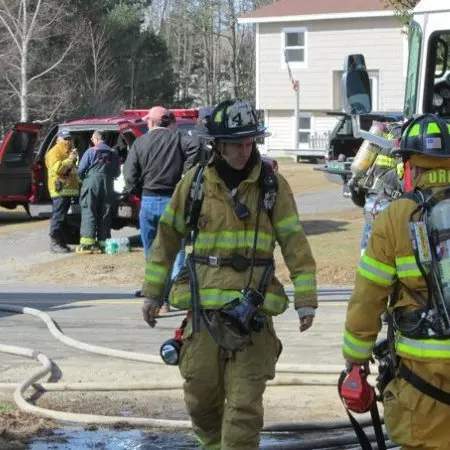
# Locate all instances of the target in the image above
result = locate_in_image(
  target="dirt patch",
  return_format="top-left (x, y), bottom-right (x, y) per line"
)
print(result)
top-left (0, 208), bottom-right (47, 236)
top-left (278, 161), bottom-right (339, 194)
top-left (18, 208), bottom-right (362, 287)
top-left (1, 382), bottom-right (346, 428)
top-left (0, 404), bottom-right (56, 449)
top-left (276, 209), bottom-right (363, 286)
top-left (34, 386), bottom-right (345, 422)
top-left (15, 161), bottom-right (356, 287)
top-left (0, 383), bottom-right (349, 448)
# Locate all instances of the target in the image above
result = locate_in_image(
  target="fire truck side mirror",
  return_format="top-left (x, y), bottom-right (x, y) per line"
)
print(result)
top-left (342, 54), bottom-right (372, 115)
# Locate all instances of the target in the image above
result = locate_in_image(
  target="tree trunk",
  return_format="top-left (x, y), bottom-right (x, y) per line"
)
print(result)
top-left (21, 37), bottom-right (28, 121)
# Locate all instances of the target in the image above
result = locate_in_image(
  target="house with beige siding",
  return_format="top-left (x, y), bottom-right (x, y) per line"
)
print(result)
top-left (239, 0), bottom-right (406, 160)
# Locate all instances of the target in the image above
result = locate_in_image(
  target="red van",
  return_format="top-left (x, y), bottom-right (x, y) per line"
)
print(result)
top-left (0, 110), bottom-right (277, 242)
top-left (0, 115), bottom-right (147, 242)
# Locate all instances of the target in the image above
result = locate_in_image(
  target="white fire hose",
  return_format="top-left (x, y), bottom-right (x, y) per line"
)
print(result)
top-left (0, 304), bottom-right (377, 431)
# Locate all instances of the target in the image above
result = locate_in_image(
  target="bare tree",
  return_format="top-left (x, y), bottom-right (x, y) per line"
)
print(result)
top-left (383, 0), bottom-right (419, 26)
top-left (0, 0), bottom-right (77, 121)
top-left (82, 22), bottom-right (118, 115)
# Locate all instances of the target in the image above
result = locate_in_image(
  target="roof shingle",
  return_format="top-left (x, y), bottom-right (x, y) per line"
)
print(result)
top-left (242, 0), bottom-right (390, 20)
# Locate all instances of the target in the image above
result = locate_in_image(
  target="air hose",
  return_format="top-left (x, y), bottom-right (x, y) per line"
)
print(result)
top-left (0, 304), bottom-right (386, 448)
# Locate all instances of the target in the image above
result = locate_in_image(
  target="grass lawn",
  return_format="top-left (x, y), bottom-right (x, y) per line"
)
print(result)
top-left (16, 161), bottom-right (362, 287)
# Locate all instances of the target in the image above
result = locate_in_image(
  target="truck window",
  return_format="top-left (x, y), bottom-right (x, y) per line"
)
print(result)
top-left (1, 131), bottom-right (37, 167)
top-left (426, 31), bottom-right (450, 116)
top-left (404, 21), bottom-right (422, 118)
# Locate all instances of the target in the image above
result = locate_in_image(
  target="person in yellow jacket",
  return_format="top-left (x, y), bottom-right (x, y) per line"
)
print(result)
top-left (45, 129), bottom-right (79, 253)
top-left (343, 113), bottom-right (450, 449)
top-left (141, 99), bottom-right (317, 450)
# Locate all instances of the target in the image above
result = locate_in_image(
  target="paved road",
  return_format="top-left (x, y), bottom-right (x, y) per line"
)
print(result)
top-left (295, 188), bottom-right (356, 215)
top-left (0, 285), bottom-right (352, 379)
top-left (0, 183), bottom-right (374, 449)
top-left (1, 285), bottom-right (387, 450)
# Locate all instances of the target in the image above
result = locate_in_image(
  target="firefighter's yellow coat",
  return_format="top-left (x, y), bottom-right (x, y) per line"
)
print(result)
top-left (143, 155), bottom-right (317, 450)
top-left (343, 168), bottom-right (450, 449)
top-left (142, 157), bottom-right (317, 314)
top-left (45, 140), bottom-right (79, 198)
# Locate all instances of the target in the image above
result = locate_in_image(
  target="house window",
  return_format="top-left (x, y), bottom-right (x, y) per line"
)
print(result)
top-left (369, 74), bottom-right (379, 111)
top-left (282, 28), bottom-right (307, 67)
top-left (298, 115), bottom-right (311, 147)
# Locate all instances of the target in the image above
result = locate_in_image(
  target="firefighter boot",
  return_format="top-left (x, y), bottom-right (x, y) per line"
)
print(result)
top-left (50, 238), bottom-right (70, 254)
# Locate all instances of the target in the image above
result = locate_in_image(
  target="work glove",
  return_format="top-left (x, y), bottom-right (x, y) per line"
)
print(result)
top-left (297, 307), bottom-right (315, 332)
top-left (142, 298), bottom-right (163, 328)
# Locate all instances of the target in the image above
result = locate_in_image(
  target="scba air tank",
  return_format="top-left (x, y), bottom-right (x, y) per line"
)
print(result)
top-left (429, 199), bottom-right (450, 308)
top-left (351, 122), bottom-right (387, 178)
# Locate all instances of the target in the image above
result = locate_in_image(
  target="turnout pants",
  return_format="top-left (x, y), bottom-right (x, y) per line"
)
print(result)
top-left (383, 358), bottom-right (450, 450)
top-left (179, 317), bottom-right (281, 450)
top-left (79, 175), bottom-right (115, 246)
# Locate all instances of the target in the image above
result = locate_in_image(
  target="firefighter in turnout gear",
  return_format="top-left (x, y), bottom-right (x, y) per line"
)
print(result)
top-left (350, 120), bottom-right (404, 253)
top-left (76, 130), bottom-right (120, 253)
top-left (343, 114), bottom-right (450, 449)
top-left (141, 99), bottom-right (317, 450)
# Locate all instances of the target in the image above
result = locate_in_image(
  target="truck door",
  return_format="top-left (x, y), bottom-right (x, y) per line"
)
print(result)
top-left (0, 122), bottom-right (41, 201)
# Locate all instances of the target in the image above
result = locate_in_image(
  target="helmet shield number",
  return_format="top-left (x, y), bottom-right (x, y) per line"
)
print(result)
top-left (227, 101), bottom-right (256, 129)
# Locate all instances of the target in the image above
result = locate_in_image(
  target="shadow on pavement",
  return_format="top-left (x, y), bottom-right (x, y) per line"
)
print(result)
top-left (0, 291), bottom-right (136, 319)
top-left (302, 219), bottom-right (349, 235)
top-left (0, 208), bottom-right (34, 226)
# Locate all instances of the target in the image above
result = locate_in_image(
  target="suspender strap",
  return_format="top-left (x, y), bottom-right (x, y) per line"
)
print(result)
top-left (398, 362), bottom-right (450, 405)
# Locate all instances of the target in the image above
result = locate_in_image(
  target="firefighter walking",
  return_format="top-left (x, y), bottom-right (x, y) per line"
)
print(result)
top-left (76, 130), bottom-right (120, 253)
top-left (348, 120), bottom-right (404, 253)
top-left (343, 114), bottom-right (450, 449)
top-left (141, 99), bottom-right (317, 450)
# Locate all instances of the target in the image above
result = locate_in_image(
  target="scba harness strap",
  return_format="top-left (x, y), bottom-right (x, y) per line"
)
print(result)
top-left (183, 160), bottom-right (278, 338)
top-left (184, 159), bottom-right (279, 237)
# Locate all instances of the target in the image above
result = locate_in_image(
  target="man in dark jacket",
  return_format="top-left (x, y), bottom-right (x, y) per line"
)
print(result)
top-left (188, 106), bottom-right (214, 164)
top-left (123, 106), bottom-right (200, 306)
top-left (76, 130), bottom-right (121, 254)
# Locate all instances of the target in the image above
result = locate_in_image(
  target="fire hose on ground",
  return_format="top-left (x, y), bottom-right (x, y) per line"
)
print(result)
top-left (0, 304), bottom-right (395, 449)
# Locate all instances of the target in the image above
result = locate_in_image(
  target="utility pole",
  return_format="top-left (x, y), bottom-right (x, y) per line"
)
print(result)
top-left (284, 51), bottom-right (300, 151)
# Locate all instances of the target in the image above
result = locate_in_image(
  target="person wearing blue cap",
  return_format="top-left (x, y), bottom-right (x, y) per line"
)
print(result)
top-left (45, 128), bottom-right (79, 253)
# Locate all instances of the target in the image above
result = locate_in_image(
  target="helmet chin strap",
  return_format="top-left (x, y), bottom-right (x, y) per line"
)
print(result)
top-left (214, 142), bottom-right (232, 167)
top-left (220, 150), bottom-right (233, 167)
